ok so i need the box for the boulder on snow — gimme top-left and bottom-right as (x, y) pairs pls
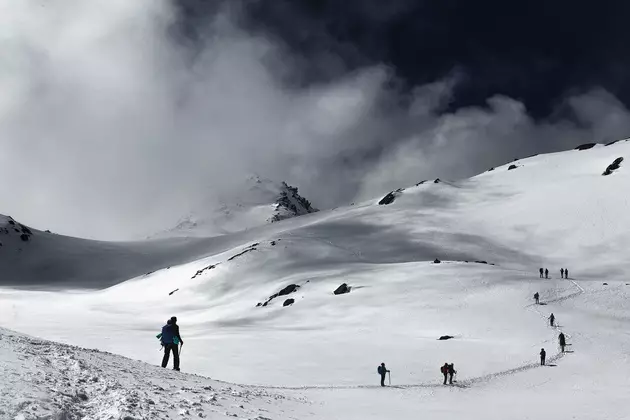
(575, 143), (596, 151)
(438, 335), (454, 341)
(508, 164), (518, 170)
(20, 224), (32, 235)
(603, 283), (608, 285)
(602, 157), (623, 176)
(434, 178), (441, 184)
(434, 258), (441, 264)
(475, 260), (488, 264)
(379, 192), (397, 205)
(20, 233), (30, 242)
(278, 284), (300, 296)
(256, 302), (263, 307)
(487, 167), (495, 172)
(333, 283), (351, 295)
(283, 298), (295, 307)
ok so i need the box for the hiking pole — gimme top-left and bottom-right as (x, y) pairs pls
(179, 343), (183, 356)
(388, 371), (391, 386)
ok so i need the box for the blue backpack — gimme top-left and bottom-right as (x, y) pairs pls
(160, 324), (175, 345)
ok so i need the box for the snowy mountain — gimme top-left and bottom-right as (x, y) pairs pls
(2, 140), (630, 419)
(153, 177), (318, 238)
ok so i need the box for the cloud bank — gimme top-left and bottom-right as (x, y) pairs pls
(1, 0), (629, 240)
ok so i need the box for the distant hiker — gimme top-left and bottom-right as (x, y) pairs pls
(565, 268), (569, 279)
(161, 316), (184, 371)
(539, 268), (544, 278)
(447, 363), (457, 385)
(545, 268), (549, 279)
(534, 292), (540, 305)
(540, 348), (546, 365)
(549, 313), (555, 327)
(440, 363), (449, 385)
(559, 332), (566, 352)
(560, 268), (565, 278)
(378, 363), (390, 387)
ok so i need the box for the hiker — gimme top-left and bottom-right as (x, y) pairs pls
(565, 268), (569, 279)
(440, 363), (449, 385)
(539, 268), (544, 278)
(161, 316), (184, 371)
(549, 313), (555, 327)
(447, 363), (457, 385)
(545, 268), (549, 279)
(378, 363), (390, 387)
(560, 268), (565, 279)
(534, 292), (540, 305)
(559, 332), (566, 352)
(540, 348), (546, 365)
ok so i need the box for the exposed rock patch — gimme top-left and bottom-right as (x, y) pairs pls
(283, 299), (295, 307)
(378, 188), (404, 205)
(333, 283), (351, 295)
(438, 335), (454, 340)
(575, 143), (596, 150)
(602, 157), (623, 176)
(508, 164), (518, 171)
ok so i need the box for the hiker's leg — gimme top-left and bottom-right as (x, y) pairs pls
(173, 344), (180, 370)
(162, 345), (171, 368)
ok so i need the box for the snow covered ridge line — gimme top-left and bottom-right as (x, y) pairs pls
(0, 328), (308, 420)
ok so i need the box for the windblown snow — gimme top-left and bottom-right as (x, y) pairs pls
(2, 141), (630, 419)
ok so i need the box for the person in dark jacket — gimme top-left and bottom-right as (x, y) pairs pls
(559, 332), (566, 352)
(534, 292), (540, 305)
(441, 363), (449, 385)
(539, 268), (544, 278)
(549, 313), (555, 327)
(544, 268), (549, 279)
(565, 268), (569, 279)
(447, 363), (457, 385)
(540, 348), (546, 365)
(378, 363), (390, 387)
(161, 316), (184, 371)
(560, 268), (565, 279)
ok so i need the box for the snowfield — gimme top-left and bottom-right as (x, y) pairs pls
(2, 141), (630, 419)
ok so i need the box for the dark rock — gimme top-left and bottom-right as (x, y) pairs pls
(191, 263), (218, 279)
(168, 288), (179, 296)
(605, 139), (621, 146)
(278, 284), (300, 296)
(333, 283), (351, 295)
(487, 167), (494, 172)
(475, 260), (488, 264)
(19, 224), (32, 235)
(379, 192), (397, 205)
(508, 164), (518, 170)
(256, 302), (262, 307)
(262, 301), (268, 307)
(20, 234), (30, 242)
(45, 230), (51, 233)
(434, 178), (441, 184)
(283, 298), (295, 307)
(603, 283), (608, 285)
(602, 157), (623, 176)
(575, 143), (596, 150)
(438, 335), (454, 340)
(270, 240), (277, 246)
(8, 220), (15, 225)
(416, 180), (428, 186)
(434, 258), (441, 264)
(227, 247), (256, 261)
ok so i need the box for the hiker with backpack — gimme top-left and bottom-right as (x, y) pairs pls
(447, 363), (457, 385)
(549, 313), (555, 327)
(534, 292), (540, 305)
(377, 363), (390, 387)
(560, 268), (564, 278)
(540, 348), (546, 365)
(565, 268), (569, 279)
(539, 268), (544, 278)
(441, 363), (449, 385)
(559, 332), (566, 352)
(160, 316), (184, 371)
(545, 268), (549, 279)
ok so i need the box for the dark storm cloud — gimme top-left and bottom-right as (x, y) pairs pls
(1, 0), (629, 240)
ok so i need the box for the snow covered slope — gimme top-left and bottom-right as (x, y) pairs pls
(2, 140), (630, 419)
(153, 177), (318, 238)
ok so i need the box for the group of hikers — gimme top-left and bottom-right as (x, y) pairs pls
(539, 267), (569, 279)
(158, 267), (574, 386)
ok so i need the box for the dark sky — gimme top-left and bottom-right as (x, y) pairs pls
(176, 0), (630, 119)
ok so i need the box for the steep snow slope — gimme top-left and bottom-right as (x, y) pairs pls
(2, 141), (630, 419)
(153, 177), (318, 238)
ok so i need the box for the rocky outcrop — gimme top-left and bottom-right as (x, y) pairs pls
(575, 143), (596, 151)
(379, 188), (404, 205)
(259, 284), (301, 307)
(508, 164), (518, 170)
(434, 258), (441, 264)
(602, 157), (623, 176)
(283, 298), (295, 307)
(270, 182), (318, 223)
(333, 283), (351, 295)
(438, 335), (454, 340)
